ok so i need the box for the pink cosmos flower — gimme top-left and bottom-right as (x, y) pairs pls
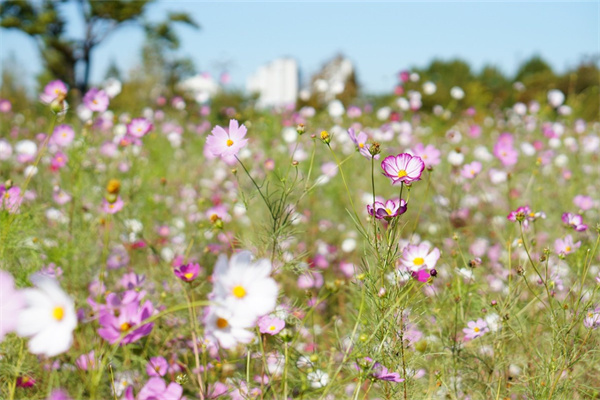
(97, 299), (154, 345)
(555, 235), (581, 256)
(412, 143), (441, 167)
(0, 186), (23, 213)
(132, 377), (183, 400)
(381, 153), (425, 185)
(0, 271), (26, 341)
(583, 307), (600, 329)
(40, 80), (68, 104)
(16, 376), (35, 388)
(358, 357), (405, 383)
(206, 119), (248, 158)
(493, 141), (518, 167)
(127, 118), (153, 138)
(75, 350), (97, 371)
(258, 315), (285, 335)
(367, 198), (407, 220)
(460, 161), (482, 179)
(174, 263), (201, 282)
(83, 88), (109, 112)
(573, 195), (593, 211)
(51, 152), (68, 171)
(102, 196), (124, 214)
(400, 243), (440, 272)
(0, 98), (12, 113)
(146, 357), (168, 377)
(562, 212), (587, 232)
(463, 319), (489, 340)
(53, 187), (71, 205)
(51, 125), (75, 147)
(348, 128), (368, 149)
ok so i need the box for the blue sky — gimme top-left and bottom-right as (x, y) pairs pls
(1, 1), (598, 93)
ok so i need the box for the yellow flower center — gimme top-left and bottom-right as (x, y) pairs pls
(232, 285), (247, 298)
(474, 327), (480, 333)
(359, 143), (364, 148)
(57, 157), (63, 163)
(120, 322), (131, 332)
(529, 212), (535, 217)
(92, 99), (98, 105)
(52, 306), (65, 321)
(184, 272), (194, 280)
(565, 246), (571, 252)
(397, 169), (408, 178)
(216, 317), (229, 329)
(385, 208), (393, 215)
(226, 139), (234, 147)
(62, 133), (67, 138)
(269, 325), (276, 331)
(413, 257), (425, 266)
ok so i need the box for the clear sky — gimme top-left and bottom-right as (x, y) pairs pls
(1, 1), (598, 93)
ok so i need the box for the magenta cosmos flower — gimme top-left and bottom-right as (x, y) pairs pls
(173, 262), (201, 282)
(367, 198), (407, 220)
(562, 212), (587, 232)
(381, 153), (425, 185)
(206, 119), (248, 158)
(127, 118), (153, 138)
(463, 319), (489, 340)
(146, 356), (168, 377)
(97, 299), (154, 345)
(83, 88), (109, 113)
(40, 80), (68, 104)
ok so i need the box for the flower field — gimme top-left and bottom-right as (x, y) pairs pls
(0, 75), (599, 400)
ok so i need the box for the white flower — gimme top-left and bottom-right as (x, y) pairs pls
(547, 89), (565, 108)
(204, 306), (255, 349)
(212, 251), (278, 318)
(450, 86), (465, 100)
(16, 274), (77, 357)
(308, 370), (329, 389)
(422, 81), (437, 95)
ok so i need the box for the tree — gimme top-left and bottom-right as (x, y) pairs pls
(0, 0), (198, 94)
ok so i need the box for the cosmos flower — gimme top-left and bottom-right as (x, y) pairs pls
(0, 185), (23, 213)
(40, 80), (68, 104)
(83, 88), (109, 112)
(146, 357), (168, 377)
(206, 119), (249, 158)
(16, 274), (77, 357)
(132, 377), (183, 400)
(307, 370), (330, 389)
(0, 271), (26, 342)
(381, 153), (425, 185)
(463, 319), (489, 340)
(347, 128), (368, 149)
(258, 315), (285, 335)
(102, 196), (124, 214)
(51, 152), (69, 171)
(211, 251), (278, 318)
(554, 235), (581, 256)
(573, 195), (593, 211)
(204, 306), (256, 349)
(173, 262), (201, 282)
(412, 143), (441, 167)
(367, 198), (407, 220)
(51, 125), (75, 147)
(460, 161), (482, 179)
(400, 243), (441, 272)
(97, 299), (154, 345)
(127, 118), (153, 138)
(561, 212), (588, 232)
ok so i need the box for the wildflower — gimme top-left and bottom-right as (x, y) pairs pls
(412, 143), (441, 167)
(16, 274), (77, 357)
(146, 357), (168, 377)
(411, 269), (431, 283)
(206, 119), (248, 158)
(493, 135), (518, 167)
(400, 243), (441, 272)
(359, 357), (404, 382)
(258, 315), (285, 335)
(0, 98), (12, 113)
(583, 307), (600, 329)
(320, 130), (331, 145)
(204, 306), (256, 349)
(547, 89), (565, 108)
(16, 375), (35, 388)
(367, 198), (407, 220)
(0, 185), (23, 213)
(127, 118), (153, 138)
(562, 212), (588, 232)
(75, 350), (97, 371)
(107, 245), (130, 270)
(83, 88), (109, 113)
(307, 370), (330, 389)
(381, 153), (425, 185)
(102, 196), (124, 214)
(348, 128), (368, 149)
(554, 235), (581, 256)
(174, 262), (201, 282)
(460, 161), (482, 179)
(463, 318), (489, 340)
(573, 195), (593, 211)
(0, 271), (26, 342)
(134, 377), (183, 400)
(51, 152), (69, 171)
(48, 388), (73, 400)
(40, 80), (68, 104)
(211, 251), (278, 318)
(97, 299), (154, 345)
(51, 125), (75, 147)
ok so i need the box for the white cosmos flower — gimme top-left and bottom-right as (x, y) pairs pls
(308, 370), (330, 388)
(204, 306), (255, 349)
(16, 274), (77, 357)
(212, 251), (278, 318)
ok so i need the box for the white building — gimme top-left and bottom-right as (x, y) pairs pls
(246, 58), (299, 109)
(178, 73), (220, 104)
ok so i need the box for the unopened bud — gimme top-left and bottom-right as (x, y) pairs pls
(106, 179), (121, 195)
(320, 130), (331, 144)
(297, 124), (305, 135)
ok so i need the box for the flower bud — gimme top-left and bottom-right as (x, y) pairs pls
(320, 130), (331, 145)
(106, 179), (121, 195)
(297, 124), (305, 135)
